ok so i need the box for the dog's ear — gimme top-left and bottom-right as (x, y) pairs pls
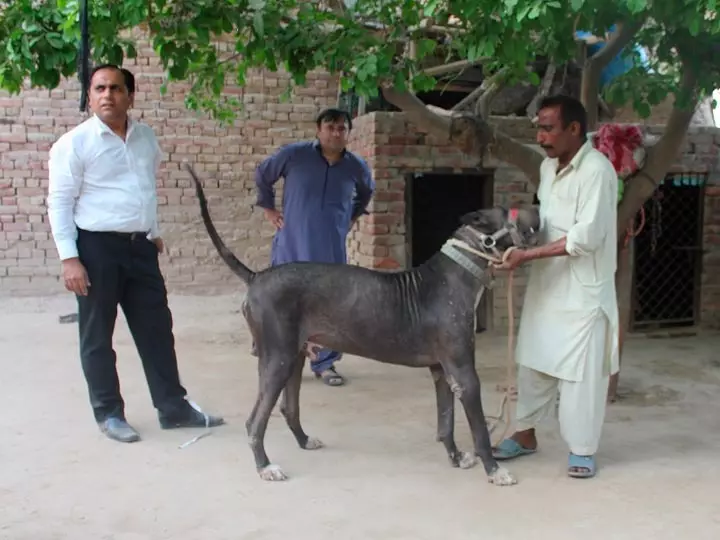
(459, 210), (488, 227)
(512, 205), (541, 232)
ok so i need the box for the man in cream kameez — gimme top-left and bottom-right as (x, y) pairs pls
(493, 95), (619, 478)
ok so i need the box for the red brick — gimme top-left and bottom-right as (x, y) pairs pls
(372, 257), (401, 270)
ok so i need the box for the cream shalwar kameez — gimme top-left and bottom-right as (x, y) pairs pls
(515, 140), (620, 456)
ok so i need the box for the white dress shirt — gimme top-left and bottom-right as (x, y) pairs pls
(515, 140), (620, 382)
(47, 114), (162, 261)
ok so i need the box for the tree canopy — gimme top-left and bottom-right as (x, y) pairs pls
(1, 0), (718, 229)
(1, 0), (719, 125)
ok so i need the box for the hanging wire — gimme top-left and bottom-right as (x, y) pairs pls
(78, 0), (90, 112)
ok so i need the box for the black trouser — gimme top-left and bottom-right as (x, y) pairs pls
(76, 229), (188, 423)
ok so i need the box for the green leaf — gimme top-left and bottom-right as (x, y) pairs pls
(688, 17), (701, 37)
(253, 12), (264, 37)
(45, 32), (66, 49)
(626, 0), (648, 13)
(635, 99), (651, 118)
(570, 0), (585, 10)
(415, 38), (437, 58)
(196, 26), (210, 45)
(423, 0), (440, 16)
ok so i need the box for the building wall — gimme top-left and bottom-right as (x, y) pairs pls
(0, 39), (338, 295)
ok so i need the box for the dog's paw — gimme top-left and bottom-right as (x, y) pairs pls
(487, 466), (517, 486)
(258, 464), (288, 482)
(458, 452), (479, 470)
(302, 437), (324, 450)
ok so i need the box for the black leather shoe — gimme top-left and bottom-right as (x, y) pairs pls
(99, 417), (141, 443)
(159, 403), (225, 430)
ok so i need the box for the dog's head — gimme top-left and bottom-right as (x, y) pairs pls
(457, 205), (541, 254)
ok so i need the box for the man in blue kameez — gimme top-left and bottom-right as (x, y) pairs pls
(253, 108), (375, 386)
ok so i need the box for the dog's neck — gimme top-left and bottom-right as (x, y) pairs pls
(433, 225), (510, 289)
(440, 240), (492, 283)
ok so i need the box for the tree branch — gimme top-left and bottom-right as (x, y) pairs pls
(581, 21), (644, 128)
(381, 85), (544, 186)
(451, 81), (486, 111)
(616, 56), (699, 236)
(421, 58), (489, 77)
(381, 85), (453, 134)
(526, 63), (557, 120)
(475, 69), (508, 119)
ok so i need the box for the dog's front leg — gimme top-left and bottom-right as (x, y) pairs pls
(448, 363), (518, 486)
(430, 365), (476, 469)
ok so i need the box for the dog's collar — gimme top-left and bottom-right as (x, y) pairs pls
(440, 241), (494, 286)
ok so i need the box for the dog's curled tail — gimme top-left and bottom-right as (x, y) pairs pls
(185, 164), (255, 285)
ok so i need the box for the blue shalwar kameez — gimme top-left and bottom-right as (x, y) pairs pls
(254, 140), (375, 372)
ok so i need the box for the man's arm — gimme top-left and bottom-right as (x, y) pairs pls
(350, 160), (375, 224)
(254, 144), (296, 210)
(150, 132), (163, 240)
(47, 137), (83, 261)
(505, 165), (616, 267)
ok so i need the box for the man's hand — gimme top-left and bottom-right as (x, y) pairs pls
(264, 208), (284, 229)
(153, 237), (165, 254)
(495, 248), (529, 272)
(62, 258), (91, 296)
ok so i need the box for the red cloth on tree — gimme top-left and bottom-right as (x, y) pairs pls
(591, 124), (644, 178)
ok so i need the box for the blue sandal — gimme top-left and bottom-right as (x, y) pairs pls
(492, 438), (537, 461)
(568, 453), (597, 478)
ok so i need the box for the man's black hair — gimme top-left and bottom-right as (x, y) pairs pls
(316, 108), (352, 131)
(537, 94), (587, 137)
(89, 63), (135, 94)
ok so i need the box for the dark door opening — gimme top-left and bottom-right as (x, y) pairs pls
(630, 173), (706, 331)
(406, 172), (493, 332)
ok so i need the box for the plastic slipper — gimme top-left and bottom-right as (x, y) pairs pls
(315, 367), (345, 387)
(568, 453), (597, 478)
(491, 438), (537, 461)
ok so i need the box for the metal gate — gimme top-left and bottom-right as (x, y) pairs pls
(630, 173), (706, 331)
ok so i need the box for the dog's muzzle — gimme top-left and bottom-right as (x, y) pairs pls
(467, 209), (531, 259)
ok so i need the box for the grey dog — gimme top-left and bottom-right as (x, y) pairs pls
(186, 164), (540, 486)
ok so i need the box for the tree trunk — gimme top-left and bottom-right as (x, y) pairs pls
(608, 235), (634, 402)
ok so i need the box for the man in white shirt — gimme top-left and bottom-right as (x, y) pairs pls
(491, 95), (619, 479)
(47, 64), (224, 443)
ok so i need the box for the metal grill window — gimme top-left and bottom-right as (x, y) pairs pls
(630, 173), (706, 331)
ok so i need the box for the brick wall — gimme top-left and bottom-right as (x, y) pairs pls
(0, 39), (338, 295)
(346, 112), (720, 331)
(1, 45), (719, 331)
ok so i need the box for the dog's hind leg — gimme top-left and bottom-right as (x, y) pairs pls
(430, 365), (476, 469)
(247, 349), (298, 482)
(444, 360), (517, 486)
(280, 353), (323, 451)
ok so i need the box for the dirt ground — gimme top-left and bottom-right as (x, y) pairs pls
(1, 293), (719, 540)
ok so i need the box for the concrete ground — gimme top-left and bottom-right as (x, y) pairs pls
(1, 293), (719, 540)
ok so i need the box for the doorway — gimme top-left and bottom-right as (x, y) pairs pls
(406, 171), (494, 332)
(630, 173), (706, 331)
